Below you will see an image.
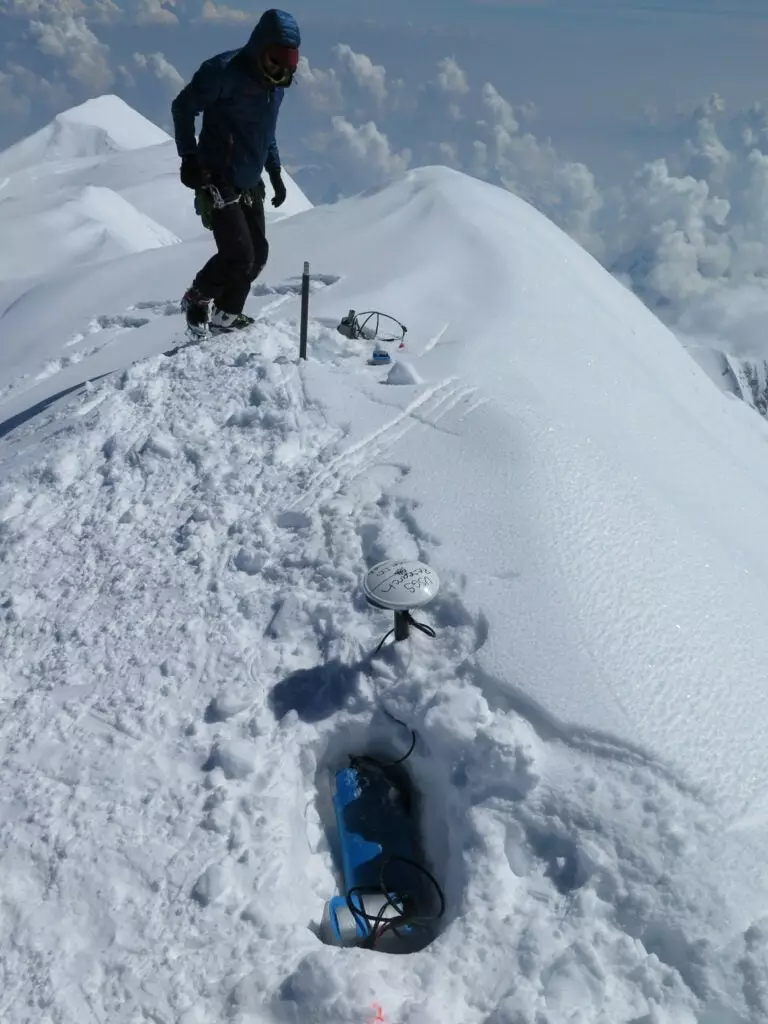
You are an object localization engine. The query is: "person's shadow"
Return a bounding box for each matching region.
[269,656,373,723]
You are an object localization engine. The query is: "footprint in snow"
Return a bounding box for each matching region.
[204,693,250,723]
[521,825,594,895]
[132,299,183,316]
[82,272,341,343]
[89,313,151,332]
[78,301,179,342]
[251,272,341,297]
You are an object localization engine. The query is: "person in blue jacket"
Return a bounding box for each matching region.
[171,9,300,335]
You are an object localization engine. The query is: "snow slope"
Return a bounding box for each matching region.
[0,95,313,280]
[1,111,768,1024]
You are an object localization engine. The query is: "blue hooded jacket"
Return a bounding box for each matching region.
[171,9,300,190]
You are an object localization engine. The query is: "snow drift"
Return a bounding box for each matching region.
[1,102,767,1024]
[0,185,181,280]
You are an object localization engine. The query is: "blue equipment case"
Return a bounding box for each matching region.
[320,759,438,952]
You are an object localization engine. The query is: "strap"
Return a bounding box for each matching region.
[204,183,242,210]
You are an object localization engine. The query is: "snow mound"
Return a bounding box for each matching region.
[0,95,169,176]
[0,185,179,280]
[56,185,181,254]
[384,359,422,384]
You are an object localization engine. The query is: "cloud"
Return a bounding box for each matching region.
[583,101,768,362]
[133,51,184,92]
[330,116,410,185]
[0,71,32,121]
[133,0,179,24]
[296,58,343,113]
[0,62,72,121]
[481,83,519,135]
[4,0,85,13]
[89,0,121,19]
[29,15,113,91]
[117,65,137,89]
[4,0,120,19]
[334,44,387,104]
[436,57,469,96]
[606,158,730,302]
[437,140,460,167]
[199,0,250,22]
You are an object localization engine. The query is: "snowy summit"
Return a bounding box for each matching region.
[0,99,767,1024]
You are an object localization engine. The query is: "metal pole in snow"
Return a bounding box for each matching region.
[299,261,310,360]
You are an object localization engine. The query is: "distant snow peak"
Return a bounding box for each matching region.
[0,94,170,178]
[54,94,171,152]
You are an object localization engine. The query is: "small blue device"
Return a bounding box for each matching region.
[368,346,392,365]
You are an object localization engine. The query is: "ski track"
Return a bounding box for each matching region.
[422,322,450,354]
[288,377,477,513]
[0,311,763,1022]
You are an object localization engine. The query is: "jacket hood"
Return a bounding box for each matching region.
[245,9,301,57]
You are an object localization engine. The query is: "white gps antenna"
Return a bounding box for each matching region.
[362,558,440,651]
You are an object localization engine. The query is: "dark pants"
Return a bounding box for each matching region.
[194,189,268,315]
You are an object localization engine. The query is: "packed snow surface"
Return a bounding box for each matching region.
[1,102,768,1024]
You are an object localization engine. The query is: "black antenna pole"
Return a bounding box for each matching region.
[299,261,310,360]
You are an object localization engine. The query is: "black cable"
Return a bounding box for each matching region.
[383,856,445,922]
[349,311,407,345]
[383,726,416,766]
[362,854,446,950]
[350,709,416,771]
[345,854,446,950]
[346,883,402,943]
[374,611,436,654]
[345,885,380,937]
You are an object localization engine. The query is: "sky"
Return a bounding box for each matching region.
[3,0,768,366]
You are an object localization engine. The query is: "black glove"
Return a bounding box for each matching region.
[268,167,287,208]
[180,154,207,191]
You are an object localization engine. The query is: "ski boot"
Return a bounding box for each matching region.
[209,307,256,334]
[181,287,212,337]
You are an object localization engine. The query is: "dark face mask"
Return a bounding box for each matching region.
[260,51,296,88]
